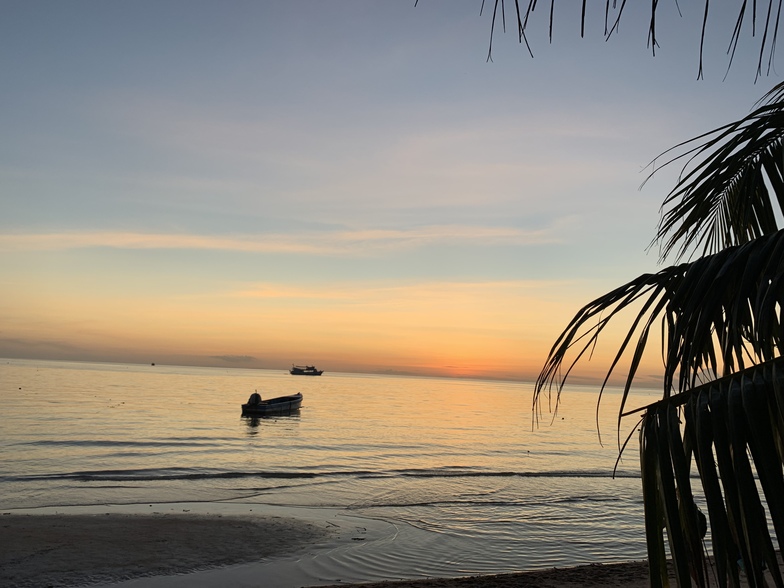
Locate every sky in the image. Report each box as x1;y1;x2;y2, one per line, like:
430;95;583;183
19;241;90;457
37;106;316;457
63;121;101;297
1;1;780;383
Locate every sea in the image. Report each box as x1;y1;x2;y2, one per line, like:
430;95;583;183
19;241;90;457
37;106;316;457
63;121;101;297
1;358;661;585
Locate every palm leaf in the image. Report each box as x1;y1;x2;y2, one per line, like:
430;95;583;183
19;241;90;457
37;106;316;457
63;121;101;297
743;372;784;560
636;361;784;587
640;411;670;588
650;81;784;261
535;229;784;419
709;383;751;585
726;379;775;586
685;392;739;587
474;1;782;77
664;403;707;586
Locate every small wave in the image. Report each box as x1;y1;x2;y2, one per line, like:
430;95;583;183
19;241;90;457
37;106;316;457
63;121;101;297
15;438;229;448
4;466;640;483
348;493;627;510
6;468;322;482
388;468;640;479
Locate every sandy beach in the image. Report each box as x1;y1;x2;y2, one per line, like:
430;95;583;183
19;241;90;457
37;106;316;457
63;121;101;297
0;512;662;588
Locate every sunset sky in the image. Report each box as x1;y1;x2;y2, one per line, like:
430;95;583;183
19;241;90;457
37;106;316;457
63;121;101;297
1;2;778;382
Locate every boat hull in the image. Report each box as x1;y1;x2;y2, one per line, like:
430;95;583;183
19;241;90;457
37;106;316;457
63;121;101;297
289;365;323;376
241;392;303;416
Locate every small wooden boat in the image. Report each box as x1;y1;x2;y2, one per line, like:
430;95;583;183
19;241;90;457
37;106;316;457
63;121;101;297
289;364;323;376
241;392;303;416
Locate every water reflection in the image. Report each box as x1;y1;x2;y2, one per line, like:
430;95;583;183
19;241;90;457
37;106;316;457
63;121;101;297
244;416;261;431
241;413;301;435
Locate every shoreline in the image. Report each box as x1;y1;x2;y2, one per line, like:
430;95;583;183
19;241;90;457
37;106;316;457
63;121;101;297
0;509;661;588
319;561;654;588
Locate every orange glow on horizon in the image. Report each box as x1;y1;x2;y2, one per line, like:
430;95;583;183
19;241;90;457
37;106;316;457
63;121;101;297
0;277;665;384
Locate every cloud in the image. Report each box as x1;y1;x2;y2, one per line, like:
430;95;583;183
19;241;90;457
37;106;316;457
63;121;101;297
0;224;565;255
211;355;256;363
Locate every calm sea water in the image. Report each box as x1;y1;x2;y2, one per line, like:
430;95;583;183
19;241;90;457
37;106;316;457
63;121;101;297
1;359;658;582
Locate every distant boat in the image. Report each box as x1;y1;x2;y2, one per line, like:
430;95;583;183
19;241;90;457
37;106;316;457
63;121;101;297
289;364;323;376
241;392;303;416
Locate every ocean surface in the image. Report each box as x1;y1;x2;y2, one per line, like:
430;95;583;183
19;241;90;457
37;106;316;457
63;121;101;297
1;358;660;584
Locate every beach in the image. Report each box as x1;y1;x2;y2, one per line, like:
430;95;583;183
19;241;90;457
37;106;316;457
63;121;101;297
1;512;658;588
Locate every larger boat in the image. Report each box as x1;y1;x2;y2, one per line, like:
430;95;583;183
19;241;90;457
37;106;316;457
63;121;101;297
289;364;323;376
241;392;303;416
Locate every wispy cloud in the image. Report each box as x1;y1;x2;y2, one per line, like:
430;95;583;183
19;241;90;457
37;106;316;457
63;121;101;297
0;224;564;255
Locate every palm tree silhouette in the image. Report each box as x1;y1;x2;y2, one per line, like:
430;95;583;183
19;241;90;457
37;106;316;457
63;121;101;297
536;83;784;587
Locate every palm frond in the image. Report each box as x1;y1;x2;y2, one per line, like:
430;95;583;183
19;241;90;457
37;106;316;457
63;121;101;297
649;82;784;261
478;1;782;78
639;360;784;587
535;229;784;418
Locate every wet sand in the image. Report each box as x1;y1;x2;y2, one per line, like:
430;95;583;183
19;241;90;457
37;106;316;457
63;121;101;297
0;513;331;587
1;512;662;588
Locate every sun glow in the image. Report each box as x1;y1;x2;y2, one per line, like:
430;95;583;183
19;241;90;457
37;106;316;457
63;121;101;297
0;275;611;380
